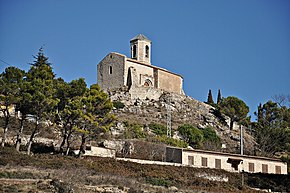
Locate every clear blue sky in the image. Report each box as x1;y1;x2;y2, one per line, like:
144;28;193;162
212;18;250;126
1;0;290;120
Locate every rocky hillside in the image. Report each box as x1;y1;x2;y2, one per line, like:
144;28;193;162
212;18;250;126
108;88;256;155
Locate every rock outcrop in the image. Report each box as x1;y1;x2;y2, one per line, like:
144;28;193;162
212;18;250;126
108;88;257;155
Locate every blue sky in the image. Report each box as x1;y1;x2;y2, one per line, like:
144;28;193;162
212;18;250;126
1;0;290;120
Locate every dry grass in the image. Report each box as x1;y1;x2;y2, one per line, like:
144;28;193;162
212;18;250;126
0;147;272;192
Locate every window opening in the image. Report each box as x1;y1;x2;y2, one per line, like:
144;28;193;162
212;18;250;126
215;159;221;169
143;79;152;87
126;68;132;89
132;45;137;58
275;166;281;174
145;45;149;58
262;164;268;173
202;157;207;167
249;163;255;172
109;66;112;74
188;156;194;165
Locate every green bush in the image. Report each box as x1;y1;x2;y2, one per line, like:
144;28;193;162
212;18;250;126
0;171;35;179
113;101;125;109
145;177;172;187
148;123;167;136
124;122;147;139
202;127;221;143
178;124;203;147
153;136;188;148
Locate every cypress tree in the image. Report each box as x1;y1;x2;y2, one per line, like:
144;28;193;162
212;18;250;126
207;89;214;104
217;89;222;105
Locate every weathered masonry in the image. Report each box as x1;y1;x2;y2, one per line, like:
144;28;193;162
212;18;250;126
166;147;287;174
97;34;184;98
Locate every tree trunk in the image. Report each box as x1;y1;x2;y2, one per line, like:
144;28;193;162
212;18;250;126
1;116;9;147
65;131;72;156
27;121;38;155
78;134;86;158
59;122;70;154
59;133;67;154
16;116;25;151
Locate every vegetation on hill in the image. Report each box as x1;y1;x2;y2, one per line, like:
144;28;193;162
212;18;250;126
1;147;289;192
178;124;221;149
1;49;290;181
0;48;114;156
0;48;290;191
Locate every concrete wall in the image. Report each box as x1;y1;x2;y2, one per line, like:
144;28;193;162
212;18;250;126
166;147;287;174
97;53;125;90
74;146;116;158
157;70;183;95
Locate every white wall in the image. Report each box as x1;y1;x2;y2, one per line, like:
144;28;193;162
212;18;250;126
181;150;287;174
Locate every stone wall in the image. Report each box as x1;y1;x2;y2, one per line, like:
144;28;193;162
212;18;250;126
97;53;126;90
157;69;183;95
125;60;154;87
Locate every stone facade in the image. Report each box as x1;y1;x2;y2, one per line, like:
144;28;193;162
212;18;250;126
166;147;288;174
97;34;184;98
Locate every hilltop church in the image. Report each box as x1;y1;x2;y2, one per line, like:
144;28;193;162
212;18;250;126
97;34;184;99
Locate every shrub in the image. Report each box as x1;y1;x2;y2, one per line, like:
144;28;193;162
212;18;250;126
153;136;188;148
202;127;221;144
124;122;147;139
113;101;125;109
178;124;203;147
148;123;167;136
0;171;35;179
145;177;172;187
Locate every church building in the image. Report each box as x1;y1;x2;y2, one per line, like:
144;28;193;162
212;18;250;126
97;34;184;97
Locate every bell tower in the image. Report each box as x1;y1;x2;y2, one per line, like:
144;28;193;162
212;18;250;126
130;34;151;64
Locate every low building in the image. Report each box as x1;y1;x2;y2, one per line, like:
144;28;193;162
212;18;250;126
97;34;184;99
73;146;116;158
166;147;287;174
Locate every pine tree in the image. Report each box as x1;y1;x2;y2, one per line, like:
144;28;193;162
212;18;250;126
0;67;25;147
220;96;249;130
207;89;214;105
26;48;58;155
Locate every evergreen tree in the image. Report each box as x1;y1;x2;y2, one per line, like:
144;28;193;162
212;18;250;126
25;48;59;155
0;67;25;147
253;101;290;156
217;89;222;106
220;96;249;130
207;89;214;105
55;78;88;155
15;80;33;151
76;84;114;157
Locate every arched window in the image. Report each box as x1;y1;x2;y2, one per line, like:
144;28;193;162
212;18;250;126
144;79;152;87
145;45;149;58
132;45;137;58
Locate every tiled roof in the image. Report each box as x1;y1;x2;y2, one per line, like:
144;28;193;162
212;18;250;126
130;34;151;42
